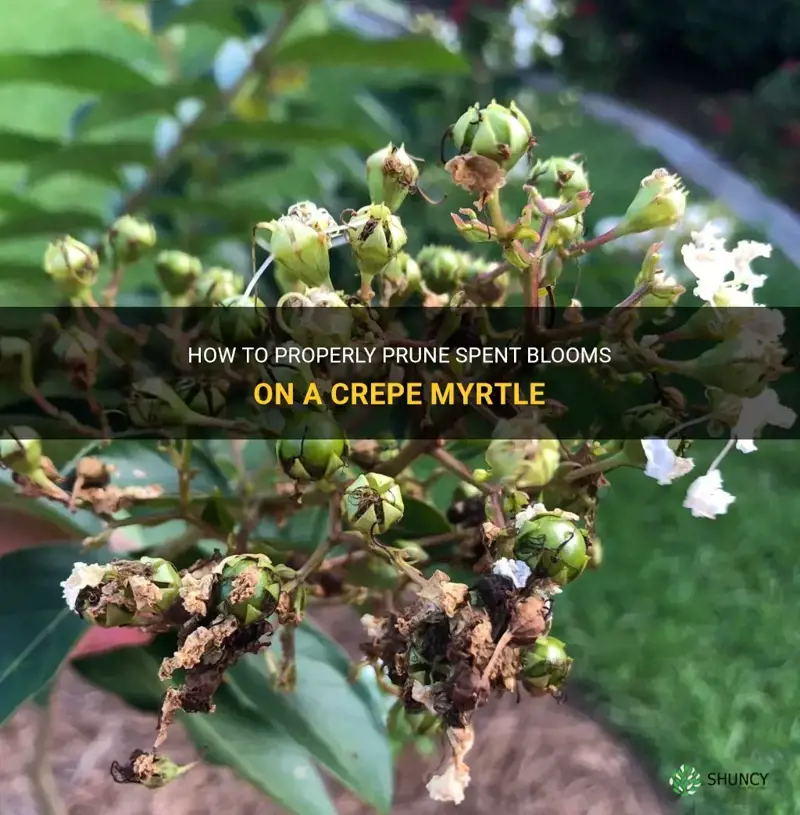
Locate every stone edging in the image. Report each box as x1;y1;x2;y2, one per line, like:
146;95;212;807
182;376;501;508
528;73;800;268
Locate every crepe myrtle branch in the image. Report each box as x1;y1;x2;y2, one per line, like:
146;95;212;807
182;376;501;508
31;96;793;806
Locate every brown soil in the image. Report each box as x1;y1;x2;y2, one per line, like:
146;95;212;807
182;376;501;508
0;603;675;815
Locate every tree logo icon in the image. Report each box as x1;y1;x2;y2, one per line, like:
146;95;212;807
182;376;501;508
669;765;702;796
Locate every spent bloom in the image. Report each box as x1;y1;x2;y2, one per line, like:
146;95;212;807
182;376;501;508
733;388;796;453
514;502;547;529
641;439;695;485
683;469;735;519
492;557;532;588
61;562;107;611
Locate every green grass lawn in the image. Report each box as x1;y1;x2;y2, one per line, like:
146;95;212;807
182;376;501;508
1;5;798;813
528;90;800;815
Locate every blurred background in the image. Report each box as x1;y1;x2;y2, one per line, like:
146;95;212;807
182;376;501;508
0;0;798;814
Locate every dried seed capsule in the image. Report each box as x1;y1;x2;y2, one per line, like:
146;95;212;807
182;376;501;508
108;215;157;263
515;514;588;585
215;553;282;625
519;636;572;693
277;413;348;482
342;472;404;535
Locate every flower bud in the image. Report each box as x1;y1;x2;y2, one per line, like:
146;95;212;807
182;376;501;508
416;245;468;294
668;332;789;398
463;256;508;305
618;169;688;235
43;236;99;302
0;427;43;478
367;143;420;212
519;636;573;694
215;553;282;625
450;100;533;170
277;412;348;482
528;157;589;200
515;513;588;585
343;472;404;535
261;203;335;290
485;417;561;490
108;215;157;263
346;204;407;290
196;267;244;305
206;294;269;344
156;250;202;296
381;252;422;303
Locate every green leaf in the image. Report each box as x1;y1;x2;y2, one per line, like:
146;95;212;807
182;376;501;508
151;0;261;34
386;496;451;541
0;52;157;93
0;469;104;538
201;119;379;151
62;440;232;504
275;32;470;74
186;686;338;815
0;130;61;162
0;542;106;725
25;140;154;186
227;621;394;812
76;642;337;815
254;505;328;553
0;210;106;240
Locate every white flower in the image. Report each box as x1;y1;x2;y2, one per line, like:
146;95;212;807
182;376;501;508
733;388;796;453
61;562;107;611
514;502;546;529
683;470;735;519
360;613;384;640
427;761;470;805
641;439;695;485
492;558;532;588
681;228;772;306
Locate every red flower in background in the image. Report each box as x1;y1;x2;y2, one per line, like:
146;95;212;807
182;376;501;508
782;121;800;147
446;0;510;25
575;0;597;16
781;58;800;72
712;111;733;134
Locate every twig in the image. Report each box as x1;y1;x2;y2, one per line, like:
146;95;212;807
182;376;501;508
430;447;491;495
30;694;67;815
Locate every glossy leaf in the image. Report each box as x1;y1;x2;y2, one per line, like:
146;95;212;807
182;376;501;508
254;505;328;553
0;52;157;93
0;542;107;725
202;119;379;151
227;621;394;812
274;32;470;74
387;496;451;540
76;642;337;815
25;140;154;186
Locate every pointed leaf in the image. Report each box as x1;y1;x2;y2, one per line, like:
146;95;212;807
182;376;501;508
275;32;470;74
227;621;394;812
0;52;157;93
0;542;108;724
385;496;451;541
202;119;379;151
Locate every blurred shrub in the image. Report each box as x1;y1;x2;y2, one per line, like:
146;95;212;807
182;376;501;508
552;0;800;91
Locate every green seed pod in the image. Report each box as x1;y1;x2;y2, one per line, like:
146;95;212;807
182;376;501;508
156;250;202;297
196;267;244;305
668;333;788;398
381;252;421;303
485;417;561;490
0;427;42;478
618;169;688;235
108;215;157;263
215;553;282;625
276;288;353;348
342;472;404;536
416;245;468;294
367;143;420;212
528;156;589;200
261;202;336;289
519;636;573;692
450;99;532;170
43;236;99;302
206;294;269;344
136;556;182;618
515;514;588;585
173;377;227;417
127;377;194;427
277;413;348;482
346;204;407;289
